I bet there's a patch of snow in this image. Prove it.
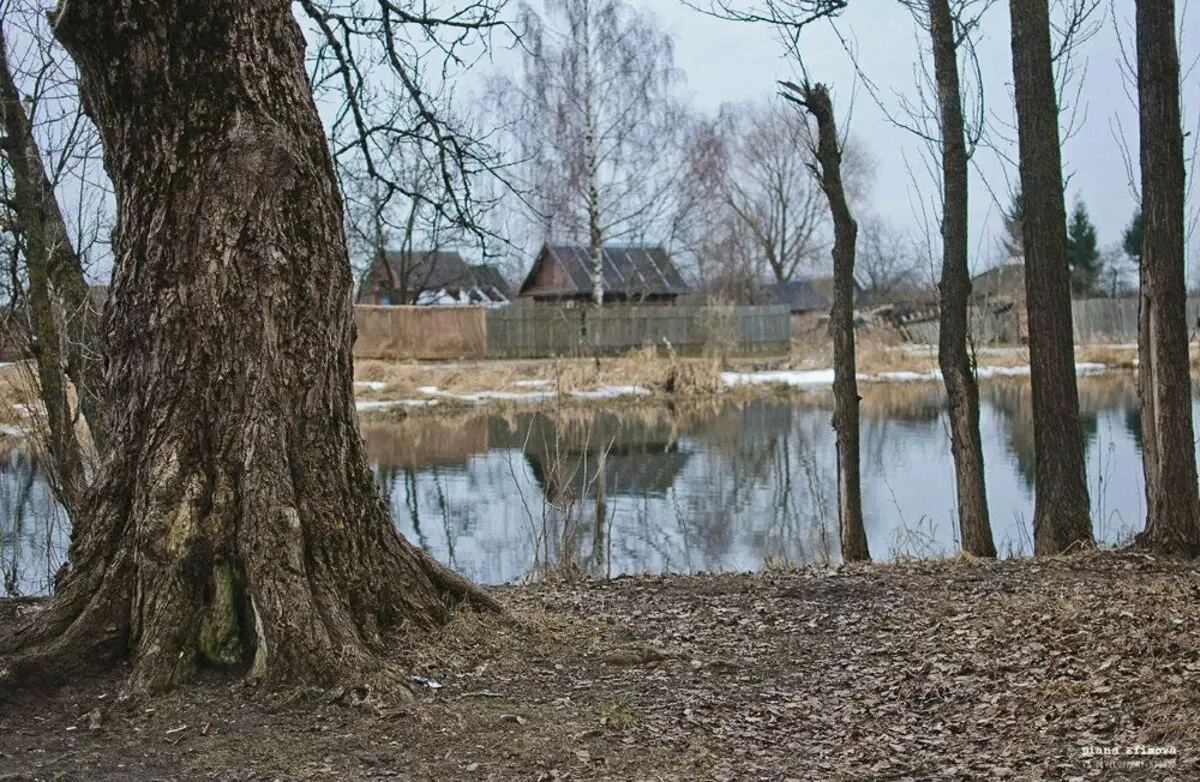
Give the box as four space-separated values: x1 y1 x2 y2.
569 385 652 399
417 385 558 403
868 370 943 383
723 362 1114 389
354 381 388 392
721 370 836 388
0 424 24 437
355 399 439 411
512 379 554 388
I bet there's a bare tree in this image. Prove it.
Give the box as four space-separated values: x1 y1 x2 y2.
667 115 762 300
1009 0 1093 555
1133 0 1200 555
718 98 871 285
692 0 865 560
1 0 503 694
855 215 922 303
500 0 687 305
922 0 997 557
0 2 109 518
782 80 869 563
343 158 473 304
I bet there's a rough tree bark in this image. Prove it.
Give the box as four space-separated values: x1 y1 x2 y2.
782 80 870 562
1008 0 1093 555
928 0 995 558
0 0 498 694
1133 0 1200 554
0 23 108 512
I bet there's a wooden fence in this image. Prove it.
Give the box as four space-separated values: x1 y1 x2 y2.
1070 297 1200 343
897 304 1022 346
485 305 791 358
354 305 487 360
898 296 1200 346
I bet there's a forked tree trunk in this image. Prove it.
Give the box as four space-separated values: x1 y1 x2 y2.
782 80 869 563
1134 0 1200 554
0 24 107 512
0 0 497 693
1008 0 1093 555
928 0 995 558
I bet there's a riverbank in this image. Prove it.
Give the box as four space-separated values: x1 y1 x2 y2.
0 341 1148 435
348 342 1140 418
0 552 1193 780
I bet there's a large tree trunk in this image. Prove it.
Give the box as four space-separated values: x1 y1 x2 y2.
928 0 995 558
0 0 497 694
1008 0 1093 555
782 81 869 562
0 24 108 514
1134 0 1200 554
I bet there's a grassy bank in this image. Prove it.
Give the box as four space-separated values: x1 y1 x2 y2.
0 340 1151 435
1 552 1194 780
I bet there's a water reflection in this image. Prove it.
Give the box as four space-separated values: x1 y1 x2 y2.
0 450 69 596
1 375 1181 594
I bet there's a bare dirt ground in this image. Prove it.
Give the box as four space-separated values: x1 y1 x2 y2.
1 552 1196 781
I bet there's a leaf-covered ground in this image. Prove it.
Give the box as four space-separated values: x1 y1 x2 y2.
1 552 1197 780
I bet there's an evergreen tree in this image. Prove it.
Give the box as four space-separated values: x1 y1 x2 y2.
999 189 1024 262
1066 197 1100 294
1123 209 1143 264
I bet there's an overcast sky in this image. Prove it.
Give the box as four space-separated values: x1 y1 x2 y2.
562 0 1200 279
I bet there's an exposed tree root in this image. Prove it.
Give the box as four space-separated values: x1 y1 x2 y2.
1 460 504 695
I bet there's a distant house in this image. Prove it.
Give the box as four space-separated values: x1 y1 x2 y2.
468 264 513 305
766 279 829 315
517 244 690 305
807 276 865 309
971 263 1026 303
971 263 1028 344
357 250 510 307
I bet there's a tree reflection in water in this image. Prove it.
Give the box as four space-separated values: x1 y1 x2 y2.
3 375 1190 594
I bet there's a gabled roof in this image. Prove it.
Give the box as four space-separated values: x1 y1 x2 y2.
767 280 829 314
807 276 865 305
519 244 690 298
383 251 473 291
859 280 939 309
468 264 512 302
971 263 1026 300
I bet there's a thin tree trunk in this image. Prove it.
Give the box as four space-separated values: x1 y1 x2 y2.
0 24 107 512
1136 272 1158 519
1134 0 1200 554
591 447 606 571
782 81 869 562
929 0 995 558
1008 0 1093 555
582 0 604 308
0 0 497 693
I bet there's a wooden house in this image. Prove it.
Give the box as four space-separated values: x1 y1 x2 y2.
516 244 689 306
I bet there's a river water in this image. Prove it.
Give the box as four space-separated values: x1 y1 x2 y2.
0 375 1167 594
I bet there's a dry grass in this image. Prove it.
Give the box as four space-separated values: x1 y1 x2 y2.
0 334 1153 431
353 349 725 400
1077 344 1138 369
0 363 38 427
